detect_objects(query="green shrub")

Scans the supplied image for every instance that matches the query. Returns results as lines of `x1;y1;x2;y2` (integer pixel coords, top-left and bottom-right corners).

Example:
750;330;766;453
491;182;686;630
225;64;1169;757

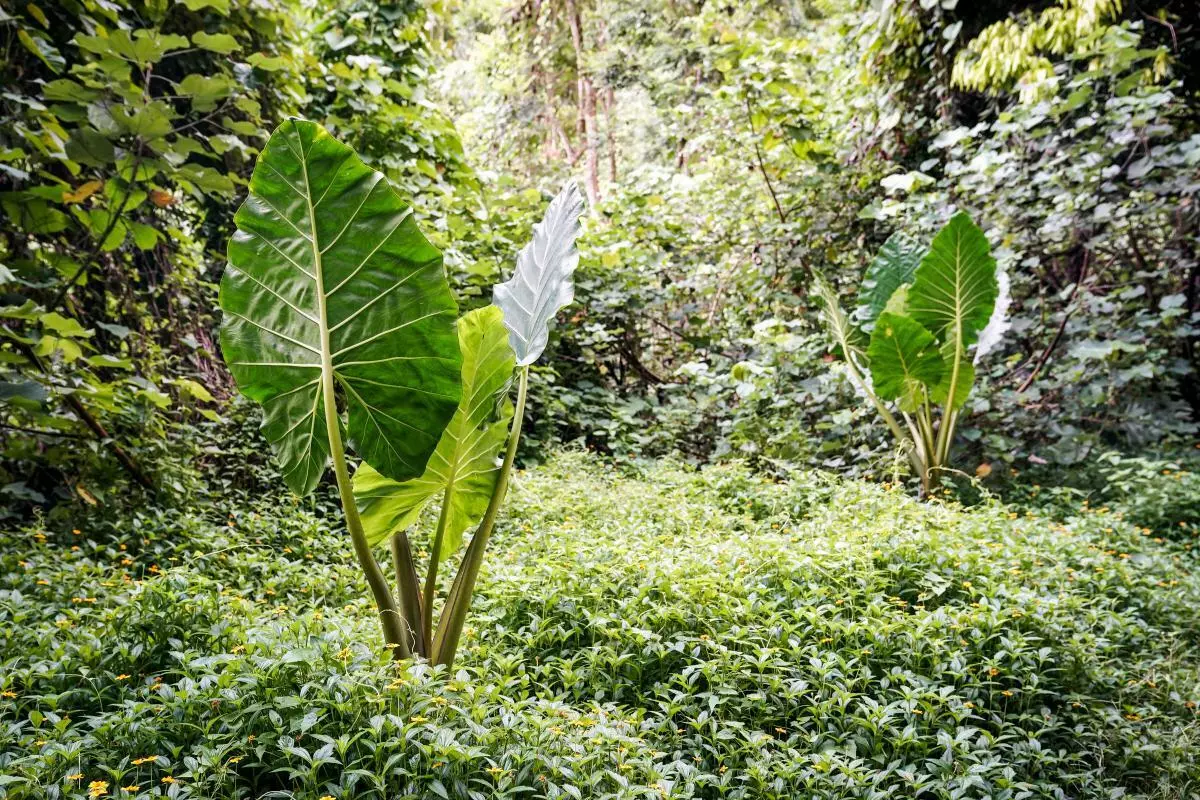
2;450;1199;798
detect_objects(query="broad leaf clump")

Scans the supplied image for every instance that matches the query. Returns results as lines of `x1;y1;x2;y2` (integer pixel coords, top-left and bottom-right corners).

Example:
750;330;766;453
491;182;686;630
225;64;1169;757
220;121;584;663
817;212;1003;494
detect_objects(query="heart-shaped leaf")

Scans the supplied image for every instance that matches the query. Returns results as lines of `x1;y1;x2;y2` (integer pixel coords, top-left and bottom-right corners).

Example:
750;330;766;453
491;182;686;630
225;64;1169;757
907;211;996;415
493;181;585;366
867;312;943;412
907;212;997;351
220;119;461;495
353;305;515;552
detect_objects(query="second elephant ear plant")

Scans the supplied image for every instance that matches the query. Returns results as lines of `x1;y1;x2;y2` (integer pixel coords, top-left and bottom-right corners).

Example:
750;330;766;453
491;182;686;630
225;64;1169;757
219;119;584;665
815;212;1009;496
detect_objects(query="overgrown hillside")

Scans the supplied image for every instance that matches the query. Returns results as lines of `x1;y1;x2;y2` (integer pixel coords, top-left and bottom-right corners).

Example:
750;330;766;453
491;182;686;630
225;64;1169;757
2;452;1198;798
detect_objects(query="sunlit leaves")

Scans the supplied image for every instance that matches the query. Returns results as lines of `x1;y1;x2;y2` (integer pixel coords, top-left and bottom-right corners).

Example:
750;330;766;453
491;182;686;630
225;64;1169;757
908;212;998;352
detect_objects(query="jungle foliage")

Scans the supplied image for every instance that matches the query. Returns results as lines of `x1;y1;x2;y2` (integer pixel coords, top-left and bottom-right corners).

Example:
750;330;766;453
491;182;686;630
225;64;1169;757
1;1;1199;798
2;0;1197;505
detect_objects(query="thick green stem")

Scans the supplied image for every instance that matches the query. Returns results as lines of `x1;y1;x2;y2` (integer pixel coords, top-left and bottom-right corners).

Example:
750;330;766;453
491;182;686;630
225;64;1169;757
323;380;410;659
305;151;409;660
432;366;529;667
390;531;426;657
845;355;925;479
422;486;453;644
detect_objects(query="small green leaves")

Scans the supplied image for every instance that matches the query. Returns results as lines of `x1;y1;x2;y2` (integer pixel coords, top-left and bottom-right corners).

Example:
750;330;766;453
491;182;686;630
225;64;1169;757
493;181;585;366
220;119;462;495
868;312;943;412
192;31;240;54
354;305;516;552
75;29;189;64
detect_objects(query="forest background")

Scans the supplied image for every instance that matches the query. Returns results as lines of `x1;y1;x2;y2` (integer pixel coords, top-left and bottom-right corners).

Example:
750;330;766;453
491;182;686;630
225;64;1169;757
1;0;1198;521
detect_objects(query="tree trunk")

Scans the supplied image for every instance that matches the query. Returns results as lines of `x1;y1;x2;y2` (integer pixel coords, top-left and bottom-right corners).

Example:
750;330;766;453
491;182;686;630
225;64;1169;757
604;85;617;183
565;0;600;206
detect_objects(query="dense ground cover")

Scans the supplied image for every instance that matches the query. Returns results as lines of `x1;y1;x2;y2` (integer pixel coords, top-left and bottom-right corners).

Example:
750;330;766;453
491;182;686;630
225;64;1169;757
2;451;1198;799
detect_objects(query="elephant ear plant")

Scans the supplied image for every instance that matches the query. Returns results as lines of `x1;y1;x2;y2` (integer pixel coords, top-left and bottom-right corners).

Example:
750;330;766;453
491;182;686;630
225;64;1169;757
220;119;584;665
815;212;1008;496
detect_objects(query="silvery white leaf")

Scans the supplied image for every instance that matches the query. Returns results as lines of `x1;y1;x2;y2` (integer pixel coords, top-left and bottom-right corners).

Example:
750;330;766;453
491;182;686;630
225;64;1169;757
974;261;1011;364
493;181;585;366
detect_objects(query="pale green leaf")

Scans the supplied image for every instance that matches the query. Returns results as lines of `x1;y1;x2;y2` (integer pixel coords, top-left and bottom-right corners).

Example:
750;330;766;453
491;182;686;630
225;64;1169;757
354;305;516;553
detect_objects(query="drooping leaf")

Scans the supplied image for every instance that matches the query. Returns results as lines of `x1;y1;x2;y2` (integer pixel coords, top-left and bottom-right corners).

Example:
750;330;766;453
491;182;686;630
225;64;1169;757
493;181;585;366
867;312;943;412
220;119;462;496
813;274;866;364
974;261;1011;364
353;305;516;551
857;231;924;327
907;212;998;352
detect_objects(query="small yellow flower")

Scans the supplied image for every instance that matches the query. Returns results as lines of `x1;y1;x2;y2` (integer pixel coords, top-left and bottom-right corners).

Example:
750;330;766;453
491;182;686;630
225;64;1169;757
131;755;159;766
121;786;139;793
409;715;428;724
1;690;16;699
227;756;243;764
319;796;336;800
160;776;176;784
66;773;83;781
1001;690;1014;697
115;674;130;680
88;780;109;798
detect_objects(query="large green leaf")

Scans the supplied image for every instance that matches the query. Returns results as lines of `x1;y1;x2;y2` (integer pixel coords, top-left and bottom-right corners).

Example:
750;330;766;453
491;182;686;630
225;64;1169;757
907;212;997;351
867;312;943;412
220;119;461;496
907;212;996;414
353;305;515;551
494;181;585;366
857;231;924;328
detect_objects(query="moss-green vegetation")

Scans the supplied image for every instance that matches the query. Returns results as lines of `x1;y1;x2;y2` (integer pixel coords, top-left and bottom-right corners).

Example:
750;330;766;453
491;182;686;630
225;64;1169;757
3;451;1197;798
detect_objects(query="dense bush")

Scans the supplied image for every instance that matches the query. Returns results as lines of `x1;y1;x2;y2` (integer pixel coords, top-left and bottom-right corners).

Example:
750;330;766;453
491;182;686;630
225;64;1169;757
2;451;1198;798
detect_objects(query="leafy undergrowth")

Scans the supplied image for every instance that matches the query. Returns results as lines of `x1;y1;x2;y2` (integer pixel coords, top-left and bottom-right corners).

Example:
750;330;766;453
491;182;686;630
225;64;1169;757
1;451;1199;799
